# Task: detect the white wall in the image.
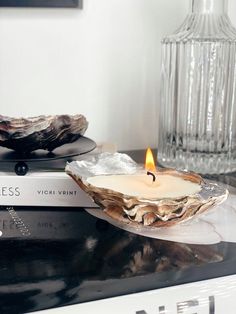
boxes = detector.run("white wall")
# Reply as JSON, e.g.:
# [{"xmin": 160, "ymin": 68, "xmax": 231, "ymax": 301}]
[{"xmin": 0, "ymin": 0, "xmax": 236, "ymax": 150}]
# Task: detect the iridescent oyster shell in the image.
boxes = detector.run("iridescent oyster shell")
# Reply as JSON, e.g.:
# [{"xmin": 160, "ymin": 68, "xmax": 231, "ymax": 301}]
[
  {"xmin": 66, "ymin": 153, "xmax": 228, "ymax": 228},
  {"xmin": 0, "ymin": 114, "xmax": 88, "ymax": 153}
]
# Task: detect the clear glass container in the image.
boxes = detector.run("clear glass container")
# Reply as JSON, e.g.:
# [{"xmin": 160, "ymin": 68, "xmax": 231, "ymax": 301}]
[{"xmin": 158, "ymin": 0, "xmax": 236, "ymax": 174}]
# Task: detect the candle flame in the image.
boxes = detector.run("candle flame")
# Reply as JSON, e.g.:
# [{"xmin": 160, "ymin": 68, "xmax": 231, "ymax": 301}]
[{"xmin": 145, "ymin": 148, "xmax": 156, "ymax": 172}]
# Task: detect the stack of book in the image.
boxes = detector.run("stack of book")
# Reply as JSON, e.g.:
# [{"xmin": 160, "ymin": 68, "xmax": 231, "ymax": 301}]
[
  {"xmin": 0, "ymin": 143, "xmax": 116, "ymax": 208},
  {"xmin": 0, "ymin": 171, "xmax": 96, "ymax": 207}
]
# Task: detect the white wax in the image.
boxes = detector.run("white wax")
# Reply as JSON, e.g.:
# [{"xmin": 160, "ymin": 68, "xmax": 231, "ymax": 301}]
[{"xmin": 87, "ymin": 174, "xmax": 201, "ymax": 199}]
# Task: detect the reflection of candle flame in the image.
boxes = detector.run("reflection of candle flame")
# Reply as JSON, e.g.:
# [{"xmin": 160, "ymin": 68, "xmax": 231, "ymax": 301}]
[{"xmin": 145, "ymin": 148, "xmax": 156, "ymax": 172}]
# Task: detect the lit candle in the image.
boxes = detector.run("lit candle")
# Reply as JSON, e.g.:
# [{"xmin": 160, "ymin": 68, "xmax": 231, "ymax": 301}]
[
  {"xmin": 146, "ymin": 147, "xmax": 157, "ymax": 183},
  {"xmin": 87, "ymin": 148, "xmax": 201, "ymax": 199}
]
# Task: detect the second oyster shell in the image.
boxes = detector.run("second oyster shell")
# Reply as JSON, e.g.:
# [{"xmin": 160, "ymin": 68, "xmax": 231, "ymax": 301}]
[{"xmin": 0, "ymin": 114, "xmax": 88, "ymax": 153}]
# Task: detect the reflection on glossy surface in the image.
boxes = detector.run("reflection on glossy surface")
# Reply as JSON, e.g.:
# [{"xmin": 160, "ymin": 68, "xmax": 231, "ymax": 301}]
[{"xmin": 0, "ymin": 208, "xmax": 234, "ymax": 314}]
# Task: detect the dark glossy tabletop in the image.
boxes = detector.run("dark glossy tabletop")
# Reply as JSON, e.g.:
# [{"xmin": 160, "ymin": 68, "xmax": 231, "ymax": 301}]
[{"xmin": 0, "ymin": 150, "xmax": 236, "ymax": 314}]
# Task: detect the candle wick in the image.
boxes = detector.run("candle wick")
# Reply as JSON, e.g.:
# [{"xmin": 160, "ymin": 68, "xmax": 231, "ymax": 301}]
[{"xmin": 147, "ymin": 171, "xmax": 156, "ymax": 182}]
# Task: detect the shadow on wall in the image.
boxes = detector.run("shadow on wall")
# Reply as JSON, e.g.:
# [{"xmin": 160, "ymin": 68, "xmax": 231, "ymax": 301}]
[{"xmin": 105, "ymin": 0, "xmax": 187, "ymax": 150}]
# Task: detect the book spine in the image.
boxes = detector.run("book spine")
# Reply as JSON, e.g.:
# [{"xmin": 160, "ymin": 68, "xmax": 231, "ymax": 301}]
[
  {"xmin": 0, "ymin": 175, "xmax": 96, "ymax": 207},
  {"xmin": 0, "ymin": 207, "xmax": 97, "ymax": 239}
]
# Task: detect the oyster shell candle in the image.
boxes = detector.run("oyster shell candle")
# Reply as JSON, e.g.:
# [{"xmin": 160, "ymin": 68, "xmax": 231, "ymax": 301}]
[
  {"xmin": 66, "ymin": 151, "xmax": 228, "ymax": 228},
  {"xmin": 87, "ymin": 149, "xmax": 201, "ymax": 200}
]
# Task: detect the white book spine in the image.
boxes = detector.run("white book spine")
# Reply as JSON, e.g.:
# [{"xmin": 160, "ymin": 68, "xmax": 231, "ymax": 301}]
[{"xmin": 0, "ymin": 172, "xmax": 97, "ymax": 207}]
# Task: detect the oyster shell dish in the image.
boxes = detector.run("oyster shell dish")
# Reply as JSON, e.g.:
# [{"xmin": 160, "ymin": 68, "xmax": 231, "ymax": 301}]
[
  {"xmin": 0, "ymin": 114, "xmax": 88, "ymax": 154},
  {"xmin": 65, "ymin": 153, "xmax": 228, "ymax": 228}
]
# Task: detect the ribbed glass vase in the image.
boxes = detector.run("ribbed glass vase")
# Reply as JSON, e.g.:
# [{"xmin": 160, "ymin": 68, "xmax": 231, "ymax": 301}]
[{"xmin": 158, "ymin": 0, "xmax": 236, "ymax": 174}]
